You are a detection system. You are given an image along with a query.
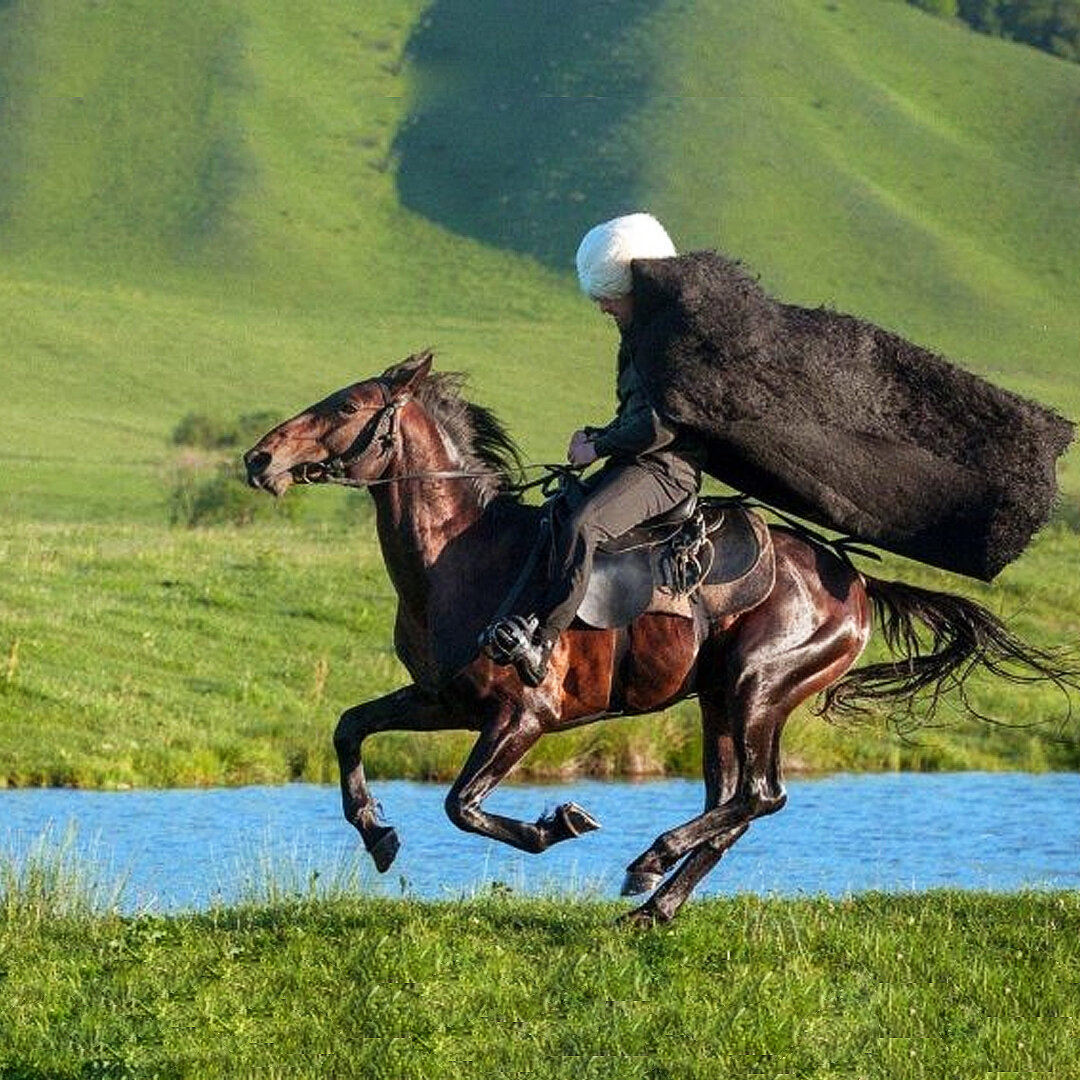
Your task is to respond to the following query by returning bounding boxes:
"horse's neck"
[371,415,485,615]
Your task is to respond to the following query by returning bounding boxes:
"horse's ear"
[382,350,433,396]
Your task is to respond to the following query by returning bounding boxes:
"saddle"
[575,497,775,629]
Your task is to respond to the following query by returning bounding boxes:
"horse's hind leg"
[622,826,748,927]
[621,692,737,896]
[624,580,868,909]
[334,685,452,872]
[621,694,749,923]
[444,708,601,853]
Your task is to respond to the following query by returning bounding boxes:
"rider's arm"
[587,381,678,459]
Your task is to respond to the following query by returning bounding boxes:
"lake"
[2,772,1078,912]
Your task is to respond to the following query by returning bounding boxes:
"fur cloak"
[626,252,1074,580]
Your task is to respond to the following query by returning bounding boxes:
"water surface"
[2,773,1077,912]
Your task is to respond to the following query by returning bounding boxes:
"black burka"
[627,252,1074,580]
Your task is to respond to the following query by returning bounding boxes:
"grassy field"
[1,515,1077,789]
[1,0,1079,786]
[1,882,1078,1078]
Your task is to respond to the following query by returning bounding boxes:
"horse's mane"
[413,371,525,503]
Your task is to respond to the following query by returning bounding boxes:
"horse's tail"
[821,574,1079,724]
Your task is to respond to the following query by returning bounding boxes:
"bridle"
[320,381,407,481]
[290,381,565,495]
[273,379,579,499]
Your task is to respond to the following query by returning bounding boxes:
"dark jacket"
[586,337,704,498]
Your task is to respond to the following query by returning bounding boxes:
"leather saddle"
[575,497,776,629]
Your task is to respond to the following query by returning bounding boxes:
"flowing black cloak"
[626,252,1074,580]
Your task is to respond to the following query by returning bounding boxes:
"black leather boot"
[478,616,555,687]
[513,631,555,688]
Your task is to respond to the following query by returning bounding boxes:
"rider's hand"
[568,430,598,467]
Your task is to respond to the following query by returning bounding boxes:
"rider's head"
[575,214,677,318]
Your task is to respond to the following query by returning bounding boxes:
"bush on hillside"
[168,408,301,526]
[1051,492,1080,534]
[168,460,304,527]
[913,0,1080,63]
[171,410,278,450]
[910,0,958,16]
[171,413,233,449]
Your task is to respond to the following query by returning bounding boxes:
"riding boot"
[478,616,557,687]
[514,628,557,688]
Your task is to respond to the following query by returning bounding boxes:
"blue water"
[1,773,1078,912]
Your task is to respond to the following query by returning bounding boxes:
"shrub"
[1051,493,1080,534]
[168,409,305,526]
[168,460,303,527]
[171,410,279,450]
[910,0,959,16]
[171,412,236,449]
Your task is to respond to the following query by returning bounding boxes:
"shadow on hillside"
[394,0,664,271]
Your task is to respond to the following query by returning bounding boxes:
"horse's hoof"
[617,904,666,929]
[368,827,400,873]
[557,802,601,838]
[620,869,664,897]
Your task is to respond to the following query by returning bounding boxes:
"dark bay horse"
[244,352,1074,923]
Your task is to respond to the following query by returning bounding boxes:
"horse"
[244,351,1075,923]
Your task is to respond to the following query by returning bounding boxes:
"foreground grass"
[1,518,1078,788]
[0,889,1077,1078]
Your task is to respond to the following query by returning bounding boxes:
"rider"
[487,213,706,687]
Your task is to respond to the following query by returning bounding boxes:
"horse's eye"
[339,401,359,416]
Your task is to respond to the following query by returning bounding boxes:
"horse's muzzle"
[243,449,298,496]
[243,451,270,481]
[244,447,338,495]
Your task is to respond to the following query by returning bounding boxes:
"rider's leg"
[513,463,690,686]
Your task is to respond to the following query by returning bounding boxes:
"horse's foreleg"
[444,711,600,853]
[334,685,451,872]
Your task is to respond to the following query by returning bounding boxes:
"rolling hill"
[0,0,1077,523]
[1,0,1078,787]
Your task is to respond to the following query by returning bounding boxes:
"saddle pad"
[577,506,774,629]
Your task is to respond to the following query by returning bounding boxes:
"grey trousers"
[538,461,694,636]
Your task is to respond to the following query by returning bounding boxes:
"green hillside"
[0,0,1078,786]
[1,0,1077,523]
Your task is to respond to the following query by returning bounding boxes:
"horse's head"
[243,352,432,495]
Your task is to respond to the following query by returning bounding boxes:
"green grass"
[1,516,1076,789]
[1,883,1078,1078]
[0,0,1078,786]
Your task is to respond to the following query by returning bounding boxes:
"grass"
[1,516,1077,789]
[0,1,1078,786]
[0,879,1078,1078]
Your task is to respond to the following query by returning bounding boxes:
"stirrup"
[478,614,539,666]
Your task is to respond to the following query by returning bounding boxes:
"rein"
[320,461,571,494]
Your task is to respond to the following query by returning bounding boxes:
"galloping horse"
[244,352,1073,923]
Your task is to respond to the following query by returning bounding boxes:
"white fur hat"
[575,213,677,298]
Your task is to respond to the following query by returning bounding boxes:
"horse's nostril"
[245,450,272,476]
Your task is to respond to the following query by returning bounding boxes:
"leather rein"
[298,382,563,495]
